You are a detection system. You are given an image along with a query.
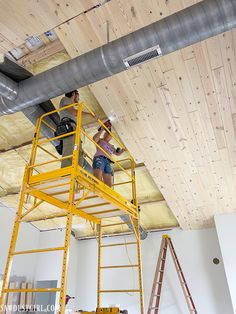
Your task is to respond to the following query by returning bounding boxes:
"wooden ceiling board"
[54,0,236,229]
[0,22,24,53]
[0,0,101,53]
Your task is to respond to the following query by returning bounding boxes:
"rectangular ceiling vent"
[123,45,162,68]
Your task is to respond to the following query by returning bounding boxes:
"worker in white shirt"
[59,90,97,171]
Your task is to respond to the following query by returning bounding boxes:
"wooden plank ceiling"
[0,0,98,53]
[0,0,235,231]
[54,0,236,229]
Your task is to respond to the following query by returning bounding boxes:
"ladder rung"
[2,288,61,293]
[99,289,140,293]
[151,307,159,310]
[156,282,163,284]
[13,247,64,255]
[154,294,160,297]
[101,264,138,269]
[101,242,137,248]
[159,270,164,272]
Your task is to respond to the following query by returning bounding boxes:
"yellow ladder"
[0,165,76,314]
[97,216,144,314]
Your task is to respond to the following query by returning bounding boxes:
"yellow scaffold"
[0,102,144,314]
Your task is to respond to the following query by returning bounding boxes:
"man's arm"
[71,107,98,120]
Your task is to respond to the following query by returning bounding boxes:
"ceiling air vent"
[123,45,162,68]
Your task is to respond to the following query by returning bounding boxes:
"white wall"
[0,206,40,283]
[35,227,233,314]
[75,229,233,314]
[215,213,236,313]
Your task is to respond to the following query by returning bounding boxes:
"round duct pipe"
[0,72,18,101]
[0,0,235,115]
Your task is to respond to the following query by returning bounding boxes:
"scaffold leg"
[58,148,80,313]
[58,213,73,314]
[97,224,102,308]
[97,215,144,314]
[131,217,144,314]
[136,219,144,314]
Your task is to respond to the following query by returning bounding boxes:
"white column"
[215,213,236,313]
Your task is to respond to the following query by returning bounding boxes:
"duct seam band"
[100,46,115,76]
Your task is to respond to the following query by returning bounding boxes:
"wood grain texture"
[0,0,101,53]
[54,0,236,229]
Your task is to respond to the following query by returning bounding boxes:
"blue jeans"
[93,156,113,174]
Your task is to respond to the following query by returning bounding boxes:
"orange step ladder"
[148,235,197,314]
